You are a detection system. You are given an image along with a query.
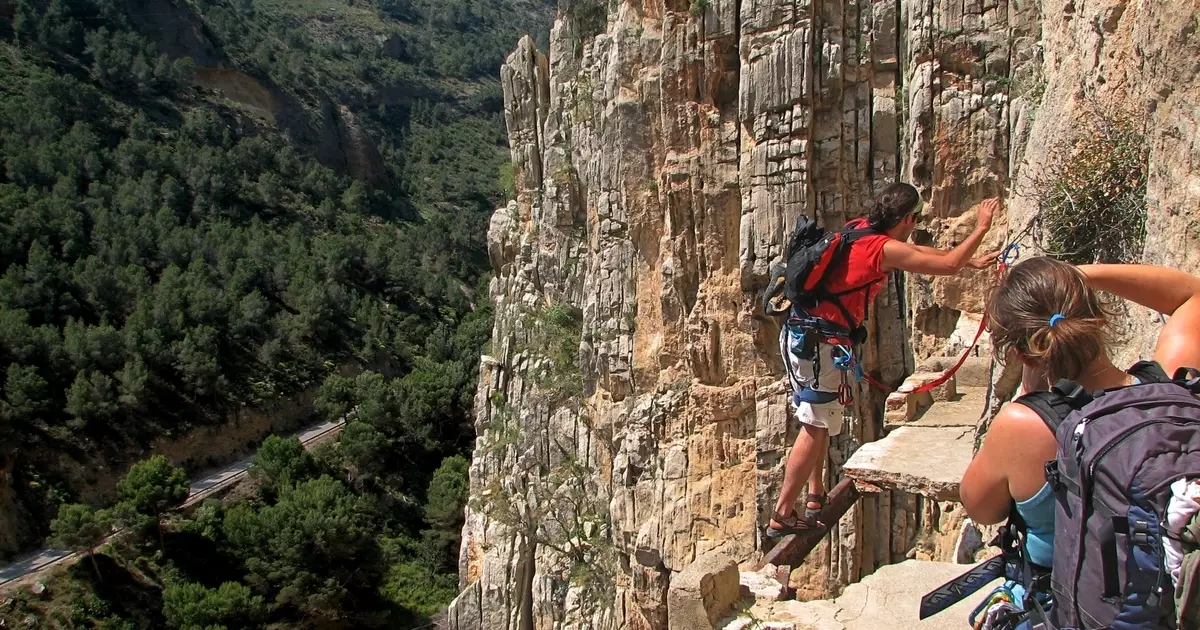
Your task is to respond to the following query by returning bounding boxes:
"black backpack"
[1019,361,1200,629]
[921,361,1200,629]
[760,214,880,338]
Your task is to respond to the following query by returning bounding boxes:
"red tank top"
[806,218,891,330]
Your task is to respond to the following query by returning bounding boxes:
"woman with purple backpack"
[956,257,1200,630]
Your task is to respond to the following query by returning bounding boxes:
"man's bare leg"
[805,433,829,515]
[770,423,829,528]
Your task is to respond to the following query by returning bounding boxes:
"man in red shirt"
[768,183,1001,538]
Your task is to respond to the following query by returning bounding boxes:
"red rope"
[855,258,1008,396]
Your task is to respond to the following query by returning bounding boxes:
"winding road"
[0,418,345,587]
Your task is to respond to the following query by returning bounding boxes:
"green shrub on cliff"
[1027,102,1149,264]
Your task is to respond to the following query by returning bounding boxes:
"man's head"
[868,182,921,240]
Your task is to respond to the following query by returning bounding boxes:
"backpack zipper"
[1085,418,1200,488]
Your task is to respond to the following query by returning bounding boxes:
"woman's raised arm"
[1077,264,1200,374]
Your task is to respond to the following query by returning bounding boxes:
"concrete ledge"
[668,549,742,630]
[901,371,958,402]
[724,559,1002,630]
[885,373,959,429]
[843,425,973,501]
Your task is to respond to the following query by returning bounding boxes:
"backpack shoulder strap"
[1129,359,1200,394]
[1171,366,1200,395]
[840,227,879,244]
[1127,359,1170,384]
[1013,389,1075,434]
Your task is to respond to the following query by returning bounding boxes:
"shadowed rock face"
[449,1,1200,628]
[130,0,388,185]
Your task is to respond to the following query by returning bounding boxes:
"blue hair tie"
[1048,313,1066,327]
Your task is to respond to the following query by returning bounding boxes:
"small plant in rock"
[1024,101,1148,264]
[551,164,574,189]
[690,0,710,19]
[984,73,1013,88]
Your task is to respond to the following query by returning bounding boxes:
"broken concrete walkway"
[843,380,985,501]
[719,560,1000,630]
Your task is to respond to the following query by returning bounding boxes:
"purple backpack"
[1016,361,1200,629]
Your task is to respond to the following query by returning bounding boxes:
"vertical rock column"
[900,0,1036,362]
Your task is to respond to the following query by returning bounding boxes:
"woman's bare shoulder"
[988,400,1056,442]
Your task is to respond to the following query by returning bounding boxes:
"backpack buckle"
[1052,380,1094,407]
[1044,460,1064,492]
[1131,520,1152,545]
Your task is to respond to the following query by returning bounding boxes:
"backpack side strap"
[1171,366,1200,394]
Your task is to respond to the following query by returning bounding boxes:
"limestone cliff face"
[450,1,1200,628]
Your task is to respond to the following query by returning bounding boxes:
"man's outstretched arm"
[907,245,1000,269]
[881,197,1000,276]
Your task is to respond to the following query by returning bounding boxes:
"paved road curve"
[0,418,345,587]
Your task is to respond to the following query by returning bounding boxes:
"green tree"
[334,421,389,487]
[396,358,464,441]
[48,502,112,577]
[248,435,316,501]
[162,580,267,630]
[2,362,49,425]
[64,370,118,429]
[116,355,149,409]
[314,373,355,421]
[114,455,189,543]
[380,557,458,618]
[422,455,469,570]
[222,476,383,619]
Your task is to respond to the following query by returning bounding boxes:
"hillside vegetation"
[0,0,553,626]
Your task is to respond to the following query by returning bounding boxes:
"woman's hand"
[975,197,1001,233]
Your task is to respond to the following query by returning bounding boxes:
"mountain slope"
[0,0,551,564]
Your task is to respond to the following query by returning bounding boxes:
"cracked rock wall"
[448,1,1060,629]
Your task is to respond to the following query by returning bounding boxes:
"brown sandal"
[804,492,828,520]
[766,509,827,539]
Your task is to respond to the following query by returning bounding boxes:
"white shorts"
[779,327,849,436]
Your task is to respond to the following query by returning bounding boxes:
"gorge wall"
[450,0,1200,628]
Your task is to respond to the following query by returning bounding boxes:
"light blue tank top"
[1014,482,1056,568]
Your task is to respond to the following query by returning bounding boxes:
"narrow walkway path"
[0,418,345,587]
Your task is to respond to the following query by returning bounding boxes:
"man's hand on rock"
[966,250,1001,270]
[976,197,1001,232]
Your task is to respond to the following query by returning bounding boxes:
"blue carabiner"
[832,344,855,372]
[999,242,1020,266]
